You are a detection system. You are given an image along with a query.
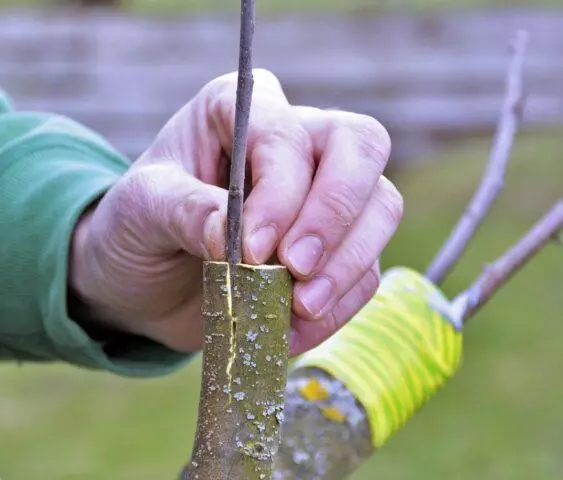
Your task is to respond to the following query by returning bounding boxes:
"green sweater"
[0,91,192,377]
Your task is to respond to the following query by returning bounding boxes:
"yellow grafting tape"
[294,267,463,448]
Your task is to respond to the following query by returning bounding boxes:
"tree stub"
[184,261,292,480]
[273,367,373,480]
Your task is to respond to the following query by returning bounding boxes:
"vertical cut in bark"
[184,261,292,480]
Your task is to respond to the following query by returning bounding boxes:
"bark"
[184,261,292,480]
[274,367,372,480]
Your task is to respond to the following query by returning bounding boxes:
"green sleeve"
[0,92,193,378]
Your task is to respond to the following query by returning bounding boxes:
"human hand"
[69,69,403,356]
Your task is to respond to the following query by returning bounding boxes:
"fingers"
[278,106,391,280]
[291,176,403,321]
[141,71,393,276]
[204,69,314,264]
[289,259,381,356]
[113,162,228,260]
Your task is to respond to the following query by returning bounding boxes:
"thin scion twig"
[452,199,563,323]
[226,0,255,279]
[426,30,529,285]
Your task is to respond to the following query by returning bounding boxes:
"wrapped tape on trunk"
[295,267,464,448]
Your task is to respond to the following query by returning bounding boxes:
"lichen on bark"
[273,367,373,480]
[184,261,292,480]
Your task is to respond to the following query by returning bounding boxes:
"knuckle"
[206,71,238,92]
[326,310,344,337]
[344,238,375,281]
[210,90,237,127]
[296,105,325,119]
[253,68,283,91]
[120,163,183,227]
[169,195,191,237]
[204,69,292,146]
[357,275,379,304]
[259,123,313,168]
[329,300,354,334]
[117,167,152,213]
[379,178,404,227]
[202,74,238,123]
[108,167,159,236]
[364,261,381,295]
[354,115,392,163]
[209,69,283,102]
[331,112,391,165]
[319,182,364,229]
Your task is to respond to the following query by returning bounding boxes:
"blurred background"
[1,1,562,479]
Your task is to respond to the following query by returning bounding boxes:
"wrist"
[68,205,122,339]
[69,207,95,303]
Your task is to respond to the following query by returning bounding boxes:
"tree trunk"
[184,261,292,480]
[273,367,372,479]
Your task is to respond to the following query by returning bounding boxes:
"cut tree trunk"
[273,367,372,480]
[184,261,292,480]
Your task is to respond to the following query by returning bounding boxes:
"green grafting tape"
[295,267,463,448]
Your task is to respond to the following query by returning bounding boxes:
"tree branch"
[425,30,529,284]
[453,199,563,322]
[227,0,255,275]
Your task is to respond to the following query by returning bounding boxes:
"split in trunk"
[184,261,292,480]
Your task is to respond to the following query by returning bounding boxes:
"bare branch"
[426,30,529,284]
[453,199,563,322]
[226,0,255,274]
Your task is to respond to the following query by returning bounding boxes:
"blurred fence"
[1,8,562,163]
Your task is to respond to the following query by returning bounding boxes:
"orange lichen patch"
[320,406,346,423]
[298,378,329,402]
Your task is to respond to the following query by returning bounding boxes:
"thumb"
[122,162,227,260]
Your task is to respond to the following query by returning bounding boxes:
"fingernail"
[287,236,324,276]
[298,277,333,318]
[202,210,225,260]
[247,226,278,263]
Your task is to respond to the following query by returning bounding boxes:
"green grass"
[0,0,562,14]
[1,128,562,479]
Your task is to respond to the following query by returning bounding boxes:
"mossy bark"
[273,367,373,480]
[183,261,292,480]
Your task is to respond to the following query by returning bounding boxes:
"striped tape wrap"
[295,267,463,448]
